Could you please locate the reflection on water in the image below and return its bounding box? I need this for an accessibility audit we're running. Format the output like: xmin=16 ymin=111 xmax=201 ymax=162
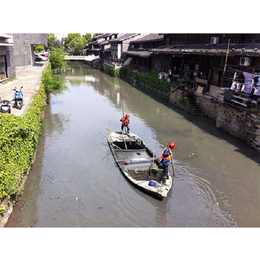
xmin=6 ymin=61 xmax=260 ymax=227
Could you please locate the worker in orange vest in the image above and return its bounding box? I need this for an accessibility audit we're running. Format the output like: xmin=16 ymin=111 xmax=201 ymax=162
xmin=159 ymin=142 xmax=175 ymax=184
xmin=120 ymin=113 xmax=130 ymax=134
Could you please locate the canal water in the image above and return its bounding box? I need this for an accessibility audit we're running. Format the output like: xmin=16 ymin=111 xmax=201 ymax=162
xmin=6 ymin=62 xmax=260 ymax=227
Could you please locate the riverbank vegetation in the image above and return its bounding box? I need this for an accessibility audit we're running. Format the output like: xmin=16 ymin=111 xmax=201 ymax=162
xmin=0 ymin=80 xmax=47 ymax=210
xmin=108 ymin=67 xmax=172 ymax=93
xmin=49 ymin=48 xmax=67 ymax=71
xmin=0 ymin=62 xmax=65 ymax=214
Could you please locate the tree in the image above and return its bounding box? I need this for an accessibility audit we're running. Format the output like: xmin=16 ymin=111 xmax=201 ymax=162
xmin=83 ymin=33 xmax=92 ymax=44
xmin=64 ymin=33 xmax=81 ymax=49
xmin=35 ymin=44 xmax=44 ymax=53
xmin=49 ymin=48 xmax=67 ymax=71
xmin=47 ymin=34 xmax=61 ymax=50
xmin=69 ymin=37 xmax=87 ymax=55
xmin=93 ymin=33 xmax=103 ymax=38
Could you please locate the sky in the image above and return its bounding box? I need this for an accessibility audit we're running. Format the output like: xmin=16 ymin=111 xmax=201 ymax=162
xmin=54 ymin=33 xmax=93 ymax=41
xmin=4 ymin=1 xmax=257 ymax=34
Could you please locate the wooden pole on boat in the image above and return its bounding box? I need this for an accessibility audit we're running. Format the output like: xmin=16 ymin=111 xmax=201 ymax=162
xmin=101 ymin=131 xmax=108 ymax=141
xmin=171 ymin=160 xmax=175 ymax=176
xmin=122 ymin=135 xmax=127 ymax=150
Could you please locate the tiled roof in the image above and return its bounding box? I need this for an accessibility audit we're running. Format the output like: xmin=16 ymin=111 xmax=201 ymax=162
xmin=100 ymin=40 xmax=109 ymax=45
xmin=109 ymin=33 xmax=140 ymax=42
xmin=124 ymin=50 xmax=153 ymax=58
xmin=130 ymin=33 xmax=163 ymax=43
xmin=151 ymin=43 xmax=260 ymax=57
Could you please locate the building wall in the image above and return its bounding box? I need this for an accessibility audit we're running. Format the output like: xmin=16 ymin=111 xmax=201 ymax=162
xmin=0 ymin=46 xmax=15 ymax=80
xmin=13 ymin=34 xmax=47 ymax=67
xmin=5 ymin=46 xmax=15 ymax=79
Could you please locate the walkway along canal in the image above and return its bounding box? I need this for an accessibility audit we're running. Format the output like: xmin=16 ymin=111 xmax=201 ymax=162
xmin=6 ymin=62 xmax=260 ymax=227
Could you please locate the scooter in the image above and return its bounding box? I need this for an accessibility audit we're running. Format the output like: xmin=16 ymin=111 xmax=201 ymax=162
xmin=0 ymin=97 xmax=11 ymax=113
xmin=12 ymin=86 xmax=24 ymax=109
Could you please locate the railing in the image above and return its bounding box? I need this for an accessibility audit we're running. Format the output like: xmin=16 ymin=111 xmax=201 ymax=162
xmin=65 ymin=56 xmax=87 ymax=60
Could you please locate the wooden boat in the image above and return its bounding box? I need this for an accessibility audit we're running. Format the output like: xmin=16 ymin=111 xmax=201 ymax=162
xmin=104 ymin=128 xmax=173 ymax=199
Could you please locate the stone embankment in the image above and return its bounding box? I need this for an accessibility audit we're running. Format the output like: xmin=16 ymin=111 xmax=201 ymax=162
xmin=193 ymin=93 xmax=260 ymax=151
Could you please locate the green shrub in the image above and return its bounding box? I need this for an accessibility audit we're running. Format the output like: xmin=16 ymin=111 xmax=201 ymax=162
xmin=126 ymin=68 xmax=171 ymax=93
xmin=49 ymin=48 xmax=67 ymax=71
xmin=0 ymin=74 xmax=47 ymax=202
xmin=42 ymin=62 xmax=67 ymax=101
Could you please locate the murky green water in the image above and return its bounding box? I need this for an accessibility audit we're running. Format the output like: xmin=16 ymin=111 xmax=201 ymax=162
xmin=6 ymin=62 xmax=260 ymax=227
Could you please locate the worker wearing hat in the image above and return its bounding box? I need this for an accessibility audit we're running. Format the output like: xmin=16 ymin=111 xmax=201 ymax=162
xmin=120 ymin=113 xmax=130 ymax=134
xmin=159 ymin=142 xmax=175 ymax=184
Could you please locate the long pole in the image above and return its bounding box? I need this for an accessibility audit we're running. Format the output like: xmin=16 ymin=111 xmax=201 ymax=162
xmin=171 ymin=160 xmax=175 ymax=176
xmin=221 ymin=39 xmax=230 ymax=87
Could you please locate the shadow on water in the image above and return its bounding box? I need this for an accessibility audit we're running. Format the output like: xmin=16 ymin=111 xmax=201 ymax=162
xmin=124 ymin=80 xmax=260 ymax=166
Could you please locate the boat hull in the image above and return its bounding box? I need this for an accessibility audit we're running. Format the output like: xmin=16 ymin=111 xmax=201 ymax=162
xmin=107 ymin=130 xmax=172 ymax=199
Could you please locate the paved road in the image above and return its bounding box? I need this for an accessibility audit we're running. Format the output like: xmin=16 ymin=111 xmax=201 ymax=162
xmin=0 ymin=61 xmax=48 ymax=116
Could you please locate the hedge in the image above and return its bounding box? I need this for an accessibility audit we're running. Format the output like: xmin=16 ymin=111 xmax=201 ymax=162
xmin=0 ymin=66 xmax=48 ymax=209
xmin=126 ymin=68 xmax=171 ymax=93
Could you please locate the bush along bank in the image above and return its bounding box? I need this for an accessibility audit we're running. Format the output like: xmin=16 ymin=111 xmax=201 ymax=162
xmin=107 ymin=67 xmax=174 ymax=101
xmin=0 ymin=64 xmax=50 ymax=226
xmin=122 ymin=67 xmax=191 ymax=106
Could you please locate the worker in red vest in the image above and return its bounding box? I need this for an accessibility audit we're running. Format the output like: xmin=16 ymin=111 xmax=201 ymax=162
xmin=120 ymin=113 xmax=130 ymax=134
xmin=159 ymin=142 xmax=175 ymax=184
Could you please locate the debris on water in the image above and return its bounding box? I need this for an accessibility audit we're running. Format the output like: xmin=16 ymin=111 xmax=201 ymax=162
xmin=76 ymin=197 xmax=78 ymax=200
xmin=188 ymin=153 xmax=195 ymax=158
xmin=50 ymin=197 xmax=55 ymax=199
xmin=216 ymin=202 xmax=219 ymax=206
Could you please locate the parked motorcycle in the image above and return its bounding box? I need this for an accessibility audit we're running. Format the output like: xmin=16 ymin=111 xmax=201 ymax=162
xmin=12 ymin=86 xmax=24 ymax=109
xmin=0 ymin=97 xmax=11 ymax=113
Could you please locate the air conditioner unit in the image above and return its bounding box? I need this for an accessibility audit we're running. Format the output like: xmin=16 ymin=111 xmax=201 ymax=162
xmin=240 ymin=57 xmax=250 ymax=66
xmin=210 ymin=37 xmax=219 ymax=45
